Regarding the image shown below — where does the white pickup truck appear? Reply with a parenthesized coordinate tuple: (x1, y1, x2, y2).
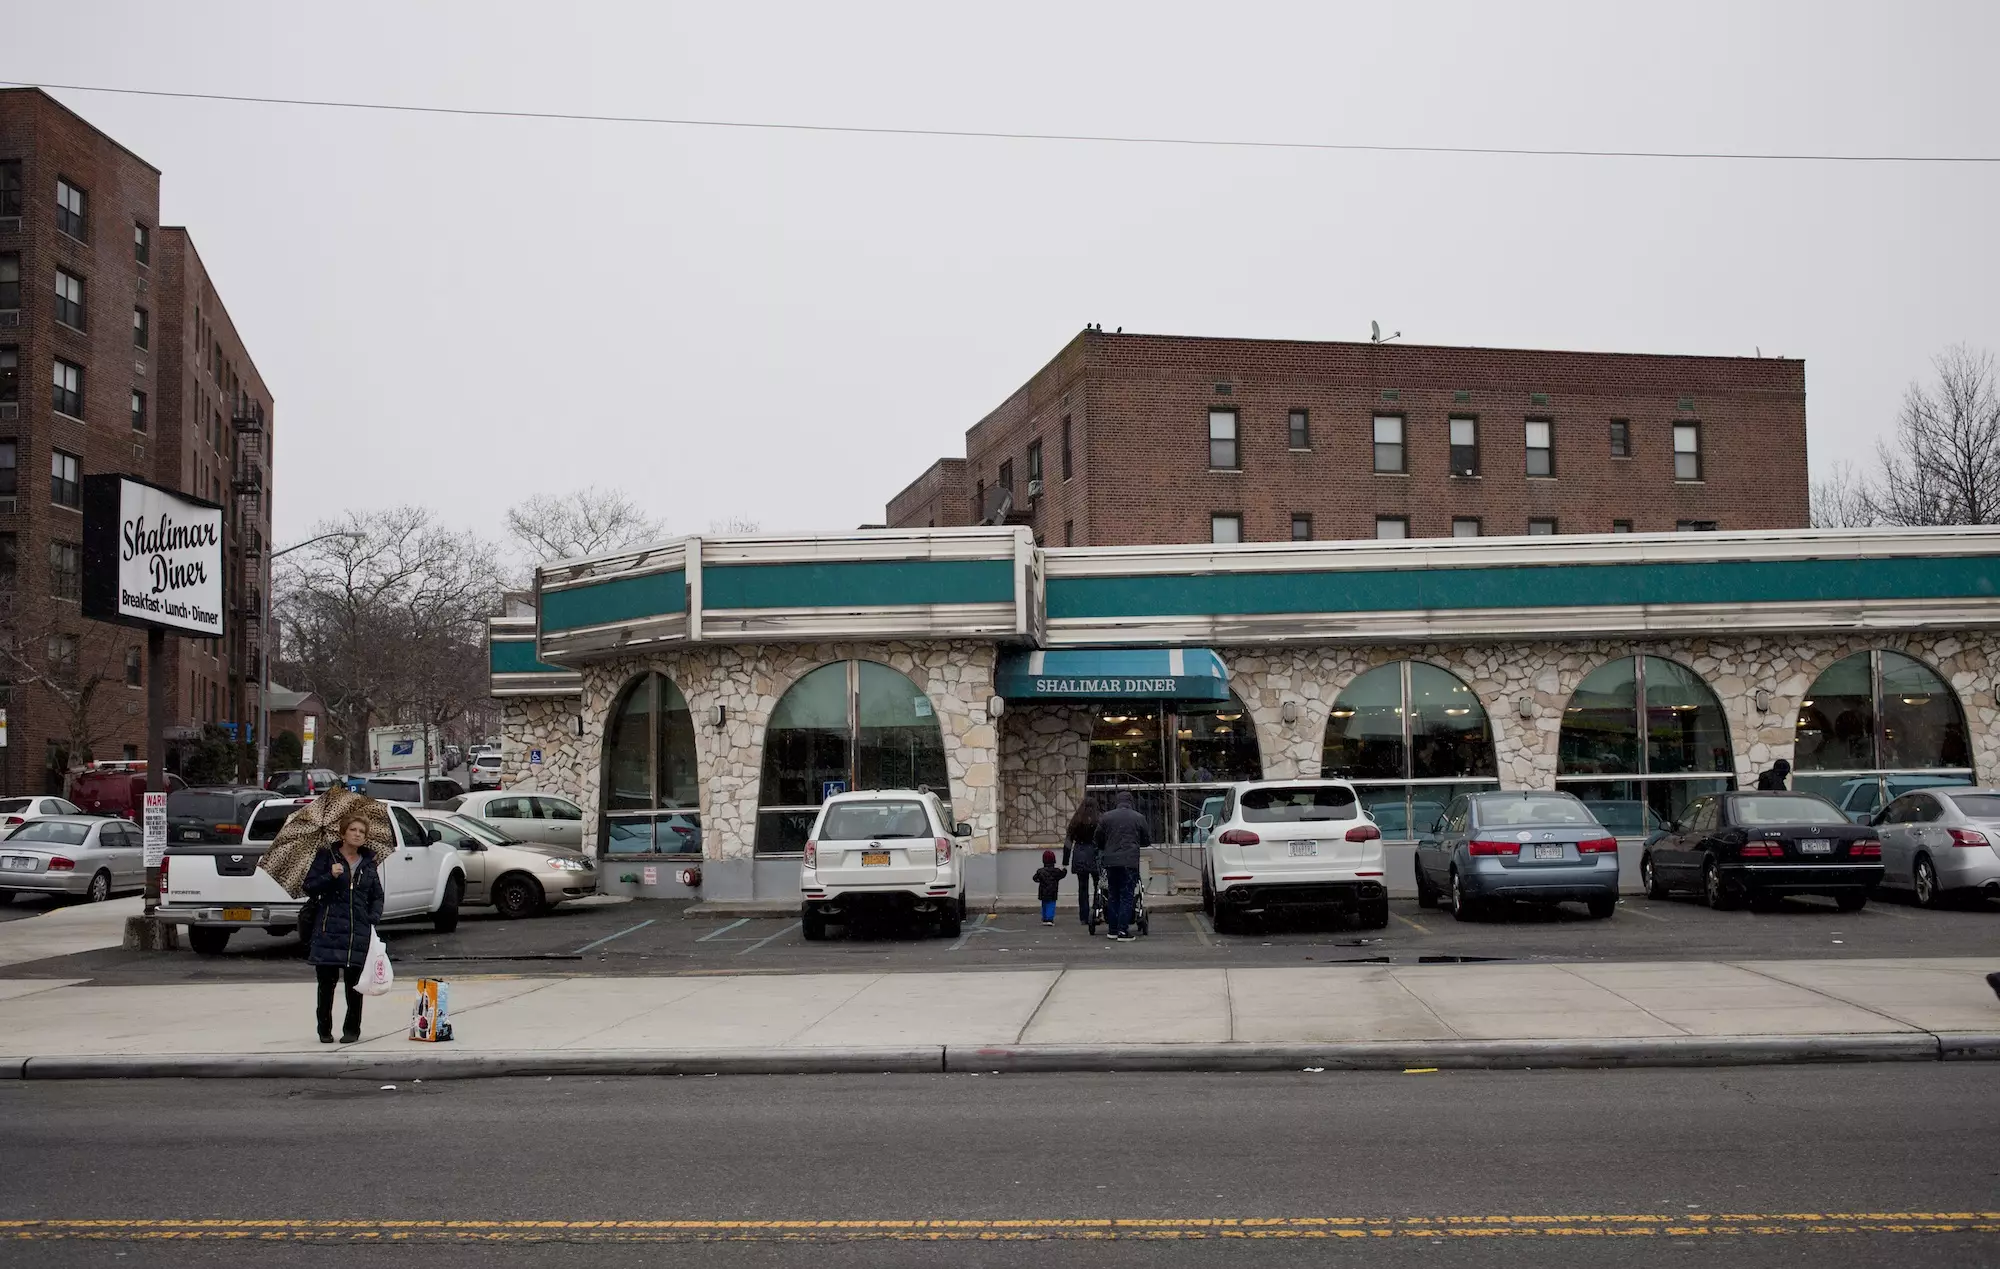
(157, 797, 467, 955)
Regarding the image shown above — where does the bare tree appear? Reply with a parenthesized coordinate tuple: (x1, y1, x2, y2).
(0, 619, 139, 777)
(505, 487, 668, 565)
(708, 515, 762, 535)
(1868, 346, 2000, 526)
(1810, 461, 1878, 529)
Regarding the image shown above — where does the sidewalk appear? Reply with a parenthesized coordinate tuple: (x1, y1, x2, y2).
(3, 956, 1995, 1078)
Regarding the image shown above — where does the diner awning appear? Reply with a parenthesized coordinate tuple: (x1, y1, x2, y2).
(995, 648, 1231, 701)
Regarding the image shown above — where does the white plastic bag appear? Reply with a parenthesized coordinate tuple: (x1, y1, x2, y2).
(359, 931, 394, 997)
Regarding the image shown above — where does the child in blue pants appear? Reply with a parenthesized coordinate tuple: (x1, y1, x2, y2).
(1032, 850, 1068, 926)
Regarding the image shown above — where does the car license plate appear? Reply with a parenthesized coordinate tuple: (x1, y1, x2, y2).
(861, 852, 891, 867)
(1799, 839, 1831, 854)
(1535, 844, 1564, 860)
(1, 856, 33, 872)
(1289, 841, 1317, 856)
(222, 907, 253, 922)
(178, 829, 203, 841)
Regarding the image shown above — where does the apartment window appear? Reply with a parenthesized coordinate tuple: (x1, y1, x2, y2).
(1674, 423, 1702, 481)
(997, 459, 1014, 496)
(1609, 419, 1631, 458)
(1061, 415, 1073, 480)
(50, 450, 80, 508)
(1375, 516, 1410, 540)
(0, 160, 21, 217)
(133, 222, 151, 266)
(133, 306, 149, 351)
(1211, 513, 1242, 544)
(0, 441, 15, 496)
(1452, 517, 1481, 538)
(0, 253, 18, 309)
(1676, 520, 1719, 532)
(1373, 415, 1405, 473)
(53, 269, 84, 330)
(1288, 409, 1311, 450)
(131, 389, 147, 433)
(974, 478, 985, 518)
(1525, 420, 1554, 477)
(47, 634, 78, 683)
(1063, 520, 1073, 547)
(1448, 416, 1479, 476)
(125, 647, 141, 687)
(0, 346, 16, 403)
(1612, 520, 1634, 533)
(48, 540, 80, 600)
(55, 178, 86, 240)
(52, 359, 82, 418)
(1208, 409, 1239, 470)
(1291, 513, 1313, 541)
(0, 533, 15, 587)
(1026, 439, 1043, 490)
(1528, 518, 1558, 536)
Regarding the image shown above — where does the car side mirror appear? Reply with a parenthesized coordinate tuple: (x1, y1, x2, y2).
(1667, 820, 1682, 834)
(457, 841, 481, 852)
(953, 821, 972, 838)
(427, 827, 443, 843)
(1195, 814, 1215, 831)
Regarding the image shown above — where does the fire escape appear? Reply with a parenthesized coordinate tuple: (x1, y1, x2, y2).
(231, 394, 266, 699)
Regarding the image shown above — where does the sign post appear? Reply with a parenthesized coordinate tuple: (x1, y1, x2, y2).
(302, 714, 317, 765)
(82, 474, 223, 948)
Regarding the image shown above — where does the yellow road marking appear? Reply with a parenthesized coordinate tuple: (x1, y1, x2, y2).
(1393, 913, 1429, 933)
(6, 1214, 1996, 1243)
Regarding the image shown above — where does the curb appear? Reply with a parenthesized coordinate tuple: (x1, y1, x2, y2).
(6, 1032, 1989, 1079)
(683, 898, 1202, 919)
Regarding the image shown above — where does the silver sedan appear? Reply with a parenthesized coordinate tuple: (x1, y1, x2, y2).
(1872, 787, 2000, 907)
(0, 816, 146, 902)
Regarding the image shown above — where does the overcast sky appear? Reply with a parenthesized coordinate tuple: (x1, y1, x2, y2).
(9, 1, 1997, 553)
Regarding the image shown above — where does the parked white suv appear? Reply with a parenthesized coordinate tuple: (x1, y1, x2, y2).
(158, 796, 468, 954)
(799, 789, 970, 940)
(1200, 780, 1388, 933)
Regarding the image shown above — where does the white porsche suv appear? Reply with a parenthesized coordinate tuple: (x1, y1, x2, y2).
(1200, 780, 1388, 933)
(800, 789, 971, 940)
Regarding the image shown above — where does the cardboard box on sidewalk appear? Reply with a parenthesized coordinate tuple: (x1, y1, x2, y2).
(409, 978, 452, 1042)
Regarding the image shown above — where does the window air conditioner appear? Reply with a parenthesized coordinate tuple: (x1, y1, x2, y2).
(1026, 478, 1044, 498)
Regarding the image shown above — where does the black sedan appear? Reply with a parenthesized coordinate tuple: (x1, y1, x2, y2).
(1641, 790, 1883, 911)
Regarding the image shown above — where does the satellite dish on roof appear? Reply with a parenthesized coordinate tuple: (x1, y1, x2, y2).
(982, 486, 1015, 526)
(1371, 320, 1381, 341)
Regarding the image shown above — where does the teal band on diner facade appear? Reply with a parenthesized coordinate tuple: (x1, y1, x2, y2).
(541, 568, 687, 634)
(703, 557, 1015, 610)
(995, 647, 1232, 701)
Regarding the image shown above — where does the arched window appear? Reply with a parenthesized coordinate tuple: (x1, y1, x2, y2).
(601, 673, 701, 856)
(1083, 694, 1261, 844)
(1322, 661, 1497, 839)
(756, 661, 948, 854)
(1792, 650, 1971, 819)
(1557, 655, 1733, 833)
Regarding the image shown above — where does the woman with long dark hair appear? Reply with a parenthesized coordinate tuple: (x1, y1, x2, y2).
(1064, 798, 1101, 926)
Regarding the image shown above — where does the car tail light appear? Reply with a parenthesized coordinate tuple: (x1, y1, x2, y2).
(4, 816, 21, 826)
(1740, 842, 1782, 857)
(934, 836, 952, 864)
(1946, 828, 1989, 849)
(1577, 836, 1618, 855)
(1468, 839, 1520, 856)
(803, 840, 817, 868)
(1217, 829, 1260, 846)
(216, 823, 242, 835)
(1849, 839, 1882, 858)
(159, 856, 169, 888)
(47, 856, 75, 871)
(1346, 823, 1382, 843)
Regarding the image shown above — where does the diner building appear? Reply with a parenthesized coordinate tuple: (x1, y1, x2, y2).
(487, 525, 2000, 899)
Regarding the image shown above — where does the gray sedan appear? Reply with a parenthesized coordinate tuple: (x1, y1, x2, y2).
(0, 816, 145, 903)
(1871, 787, 2000, 907)
(1415, 791, 1621, 921)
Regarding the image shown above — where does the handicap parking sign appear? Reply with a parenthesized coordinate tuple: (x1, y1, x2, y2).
(529, 748, 543, 766)
(822, 779, 847, 800)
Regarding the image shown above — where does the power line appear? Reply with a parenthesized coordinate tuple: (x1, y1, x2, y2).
(6, 77, 1997, 165)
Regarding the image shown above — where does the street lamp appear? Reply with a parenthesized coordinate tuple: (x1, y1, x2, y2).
(256, 531, 363, 788)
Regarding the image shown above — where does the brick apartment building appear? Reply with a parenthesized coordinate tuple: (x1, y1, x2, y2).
(886, 329, 1808, 546)
(0, 88, 273, 794)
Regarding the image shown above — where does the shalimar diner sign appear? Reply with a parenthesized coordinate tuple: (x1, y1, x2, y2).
(81, 475, 226, 638)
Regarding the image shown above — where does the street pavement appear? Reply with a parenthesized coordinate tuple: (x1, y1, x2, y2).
(2, 1067, 1996, 1266)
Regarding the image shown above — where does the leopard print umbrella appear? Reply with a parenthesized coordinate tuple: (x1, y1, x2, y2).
(256, 787, 396, 898)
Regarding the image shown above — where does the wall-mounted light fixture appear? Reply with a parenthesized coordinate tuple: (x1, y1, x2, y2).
(1516, 695, 1535, 718)
(1753, 688, 1773, 712)
(987, 694, 1007, 720)
(710, 704, 728, 728)
(1280, 700, 1301, 724)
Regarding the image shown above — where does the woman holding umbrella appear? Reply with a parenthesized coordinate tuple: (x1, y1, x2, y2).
(302, 814, 386, 1044)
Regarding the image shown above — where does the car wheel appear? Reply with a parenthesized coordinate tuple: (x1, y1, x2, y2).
(86, 870, 111, 903)
(1450, 870, 1481, 922)
(1703, 858, 1741, 911)
(1835, 891, 1868, 913)
(1641, 854, 1669, 900)
(187, 927, 232, 956)
(1586, 895, 1617, 920)
(937, 901, 963, 939)
(1414, 865, 1440, 909)
(1201, 874, 1215, 917)
(433, 876, 464, 932)
(801, 909, 828, 941)
(1210, 901, 1235, 936)
(1356, 897, 1390, 930)
(1914, 855, 1942, 909)
(492, 875, 539, 920)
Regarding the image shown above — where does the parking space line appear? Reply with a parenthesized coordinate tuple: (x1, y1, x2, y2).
(695, 918, 751, 942)
(572, 919, 656, 954)
(1860, 903, 1914, 919)
(739, 921, 801, 954)
(1186, 912, 1212, 946)
(949, 913, 991, 951)
(1392, 913, 1428, 934)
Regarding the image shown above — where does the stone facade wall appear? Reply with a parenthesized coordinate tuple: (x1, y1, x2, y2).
(999, 705, 1093, 845)
(497, 696, 585, 797)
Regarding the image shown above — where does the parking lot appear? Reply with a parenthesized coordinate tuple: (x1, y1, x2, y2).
(4, 885, 1994, 986)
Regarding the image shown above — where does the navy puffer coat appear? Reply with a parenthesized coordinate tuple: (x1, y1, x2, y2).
(302, 848, 384, 967)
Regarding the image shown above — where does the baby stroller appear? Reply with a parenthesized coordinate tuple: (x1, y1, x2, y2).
(1085, 861, 1151, 936)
